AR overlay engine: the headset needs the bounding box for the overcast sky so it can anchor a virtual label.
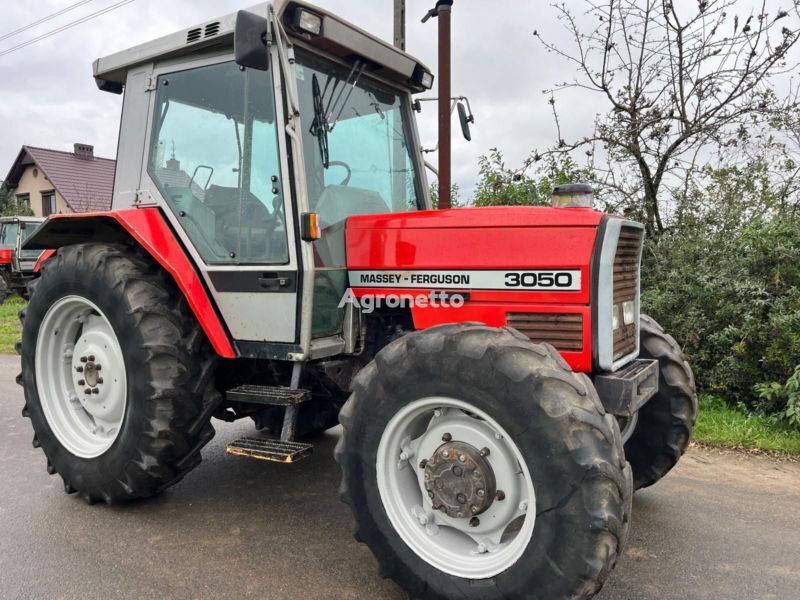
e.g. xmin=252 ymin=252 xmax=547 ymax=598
xmin=0 ymin=0 xmax=796 ymax=199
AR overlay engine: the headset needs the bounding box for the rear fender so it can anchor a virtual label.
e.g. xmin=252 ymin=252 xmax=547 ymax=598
xmin=24 ymin=209 xmax=236 ymax=358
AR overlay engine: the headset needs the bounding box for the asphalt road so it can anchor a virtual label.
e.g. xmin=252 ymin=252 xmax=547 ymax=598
xmin=1 ymin=353 xmax=799 ymax=600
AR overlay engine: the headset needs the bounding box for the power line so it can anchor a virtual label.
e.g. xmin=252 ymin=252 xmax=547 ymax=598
xmin=0 ymin=0 xmax=96 ymax=43
xmin=0 ymin=0 xmax=136 ymax=59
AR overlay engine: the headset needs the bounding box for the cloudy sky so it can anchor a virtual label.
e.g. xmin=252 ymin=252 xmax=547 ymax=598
xmin=0 ymin=0 xmax=795 ymax=199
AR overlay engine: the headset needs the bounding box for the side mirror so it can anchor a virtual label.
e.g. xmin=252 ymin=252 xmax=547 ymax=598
xmin=457 ymin=101 xmax=474 ymax=141
xmin=235 ymin=10 xmax=271 ymax=71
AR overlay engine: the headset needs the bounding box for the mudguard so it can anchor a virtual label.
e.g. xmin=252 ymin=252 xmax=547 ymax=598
xmin=24 ymin=208 xmax=236 ymax=358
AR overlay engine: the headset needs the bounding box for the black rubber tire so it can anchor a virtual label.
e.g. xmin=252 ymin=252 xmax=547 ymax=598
xmin=336 ymin=324 xmax=632 ymax=600
xmin=18 ymin=243 xmax=221 ymax=505
xmin=624 ymin=315 xmax=698 ymax=490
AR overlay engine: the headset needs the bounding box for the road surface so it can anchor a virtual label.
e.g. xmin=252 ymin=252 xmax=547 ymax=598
xmin=1 ymin=354 xmax=798 ymax=599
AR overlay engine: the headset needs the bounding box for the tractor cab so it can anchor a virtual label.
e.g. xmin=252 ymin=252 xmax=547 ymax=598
xmin=0 ymin=216 xmax=45 ymax=300
xmin=84 ymin=0 xmax=432 ymax=357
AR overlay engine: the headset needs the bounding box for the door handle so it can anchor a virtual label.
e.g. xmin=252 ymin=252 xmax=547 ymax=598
xmin=258 ymin=274 xmax=290 ymax=289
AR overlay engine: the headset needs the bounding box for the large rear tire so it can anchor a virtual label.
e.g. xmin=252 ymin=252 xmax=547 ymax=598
xmin=336 ymin=324 xmax=632 ymax=599
xmin=624 ymin=315 xmax=697 ymax=490
xmin=18 ymin=243 xmax=221 ymax=504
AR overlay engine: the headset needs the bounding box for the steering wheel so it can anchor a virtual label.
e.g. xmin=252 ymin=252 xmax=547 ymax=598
xmin=327 ymin=161 xmax=352 ymax=186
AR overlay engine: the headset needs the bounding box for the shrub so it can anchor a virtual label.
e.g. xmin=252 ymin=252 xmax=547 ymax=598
xmin=642 ymin=216 xmax=800 ymax=409
xmin=755 ymin=366 xmax=800 ymax=429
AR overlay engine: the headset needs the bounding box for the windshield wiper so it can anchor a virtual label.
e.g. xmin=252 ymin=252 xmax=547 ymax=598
xmin=309 ymin=60 xmax=366 ymax=168
xmin=309 ymin=74 xmax=330 ymax=168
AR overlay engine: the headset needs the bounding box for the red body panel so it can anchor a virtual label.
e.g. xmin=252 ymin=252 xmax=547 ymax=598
xmin=40 ymin=210 xmax=236 ymax=358
xmin=33 ymin=249 xmax=55 ymax=272
xmin=346 ymin=206 xmax=605 ymax=372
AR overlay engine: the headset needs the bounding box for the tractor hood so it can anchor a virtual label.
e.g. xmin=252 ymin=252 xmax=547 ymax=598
xmin=347 ymin=206 xmax=606 ymax=230
xmin=346 ymin=206 xmax=611 ymax=307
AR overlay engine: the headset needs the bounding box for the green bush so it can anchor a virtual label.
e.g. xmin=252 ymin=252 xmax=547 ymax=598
xmin=642 ymin=216 xmax=800 ymax=410
xmin=756 ymin=366 xmax=800 ymax=429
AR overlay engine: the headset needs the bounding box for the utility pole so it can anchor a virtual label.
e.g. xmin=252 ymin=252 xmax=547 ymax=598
xmin=422 ymin=0 xmax=454 ymax=210
xmin=393 ymin=0 xmax=405 ymax=50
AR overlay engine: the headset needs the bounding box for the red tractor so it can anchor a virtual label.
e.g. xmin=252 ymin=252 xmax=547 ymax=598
xmin=19 ymin=2 xmax=696 ymax=598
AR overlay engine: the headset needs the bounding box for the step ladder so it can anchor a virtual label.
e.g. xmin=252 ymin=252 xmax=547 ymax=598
xmin=225 ymin=364 xmax=314 ymax=464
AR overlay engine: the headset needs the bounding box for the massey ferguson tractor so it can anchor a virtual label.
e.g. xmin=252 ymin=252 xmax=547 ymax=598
xmin=18 ymin=2 xmax=697 ymax=598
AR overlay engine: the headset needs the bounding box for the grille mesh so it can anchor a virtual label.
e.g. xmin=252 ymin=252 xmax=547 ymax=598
xmin=506 ymin=313 xmax=583 ymax=352
xmin=613 ymin=227 xmax=643 ymax=359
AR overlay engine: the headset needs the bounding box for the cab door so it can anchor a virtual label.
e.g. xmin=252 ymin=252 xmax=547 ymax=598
xmin=140 ymin=55 xmax=300 ymax=346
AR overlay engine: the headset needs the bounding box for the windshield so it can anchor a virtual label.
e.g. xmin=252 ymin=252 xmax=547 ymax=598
xmin=296 ymin=50 xmax=422 ymax=231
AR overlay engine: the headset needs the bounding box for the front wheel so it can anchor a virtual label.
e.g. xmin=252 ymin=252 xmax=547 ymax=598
xmin=336 ymin=324 xmax=632 ymax=599
xmin=19 ymin=243 xmax=221 ymax=504
xmin=624 ymin=315 xmax=698 ymax=490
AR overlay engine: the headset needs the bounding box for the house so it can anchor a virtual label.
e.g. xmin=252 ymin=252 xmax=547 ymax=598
xmin=3 ymin=144 xmax=116 ymax=217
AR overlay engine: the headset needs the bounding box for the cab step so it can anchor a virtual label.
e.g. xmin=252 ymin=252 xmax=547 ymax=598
xmin=225 ymin=384 xmax=311 ymax=406
xmin=226 ymin=437 xmax=313 ymax=464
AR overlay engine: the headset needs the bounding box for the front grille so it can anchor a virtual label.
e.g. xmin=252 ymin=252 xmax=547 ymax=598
xmin=507 ymin=313 xmax=583 ymax=352
xmin=613 ymin=227 xmax=643 ymax=359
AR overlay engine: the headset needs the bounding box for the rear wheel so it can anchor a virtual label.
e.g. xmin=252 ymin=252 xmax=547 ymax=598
xmin=19 ymin=243 xmax=221 ymax=504
xmin=623 ymin=315 xmax=697 ymax=490
xmin=336 ymin=324 xmax=632 ymax=599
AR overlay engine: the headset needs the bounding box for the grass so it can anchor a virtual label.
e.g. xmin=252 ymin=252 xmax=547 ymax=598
xmin=694 ymin=395 xmax=800 ymax=455
xmin=0 ymin=295 xmax=23 ymax=354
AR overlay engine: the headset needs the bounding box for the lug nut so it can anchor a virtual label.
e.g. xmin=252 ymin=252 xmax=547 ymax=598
xmin=95 ymin=364 xmax=101 ymax=371
xmin=88 ymin=355 xmax=95 ymax=362
xmin=75 ymin=366 xmax=83 ymax=373
xmin=456 ymin=493 xmax=467 ymax=504
xmin=80 ymin=356 xmax=88 ymax=363
xmin=97 ymin=378 xmax=103 ymax=384
xmin=84 ymin=388 xmax=91 ymax=395
xmin=419 ymin=459 xmax=428 ymax=469
xmin=477 ymin=489 xmax=485 ymax=497
xmin=470 ymin=505 xmax=479 ymax=514
xmin=469 ymin=517 xmax=480 ymax=527
xmin=458 ymin=454 xmax=466 ymax=463
xmin=496 ymin=490 xmax=506 ymax=501
xmin=92 ymin=389 xmax=99 ymax=395
xmin=442 ymin=433 xmax=452 ymax=442
xmin=480 ymin=447 xmax=490 ymax=457
xmin=77 ymin=379 xmax=85 ymax=386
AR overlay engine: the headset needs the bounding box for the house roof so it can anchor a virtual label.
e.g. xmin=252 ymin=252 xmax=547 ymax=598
xmin=4 ymin=145 xmax=116 ymax=213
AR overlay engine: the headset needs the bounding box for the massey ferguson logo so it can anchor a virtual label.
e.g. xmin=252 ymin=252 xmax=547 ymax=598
xmin=348 ymin=270 xmax=581 ymax=291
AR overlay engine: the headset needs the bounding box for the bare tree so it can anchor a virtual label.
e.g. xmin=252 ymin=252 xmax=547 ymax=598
xmin=531 ymin=0 xmax=800 ymax=235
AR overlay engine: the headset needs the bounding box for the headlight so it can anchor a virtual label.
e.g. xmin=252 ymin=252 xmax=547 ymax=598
xmin=612 ymin=304 xmax=621 ymax=331
xmin=622 ymin=300 xmax=635 ymax=325
xmin=292 ymin=8 xmax=323 ymax=35
xmin=412 ymin=65 xmax=435 ymax=90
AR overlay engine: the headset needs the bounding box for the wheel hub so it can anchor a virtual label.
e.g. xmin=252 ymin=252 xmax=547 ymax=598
xmin=424 ymin=441 xmax=496 ymax=518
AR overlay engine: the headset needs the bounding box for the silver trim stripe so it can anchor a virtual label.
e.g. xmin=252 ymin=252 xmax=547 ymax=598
xmin=348 ymin=270 xmax=581 ymax=291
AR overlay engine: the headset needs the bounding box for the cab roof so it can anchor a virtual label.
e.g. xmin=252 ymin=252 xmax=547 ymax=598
xmin=93 ymin=0 xmax=431 ymax=94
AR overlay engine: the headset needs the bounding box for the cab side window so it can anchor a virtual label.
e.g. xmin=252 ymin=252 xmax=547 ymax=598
xmin=147 ymin=61 xmax=288 ymax=265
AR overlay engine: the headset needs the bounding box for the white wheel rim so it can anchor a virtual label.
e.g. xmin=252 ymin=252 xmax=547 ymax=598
xmin=35 ymin=295 xmax=127 ymax=458
xmin=376 ymin=397 xmax=536 ymax=579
